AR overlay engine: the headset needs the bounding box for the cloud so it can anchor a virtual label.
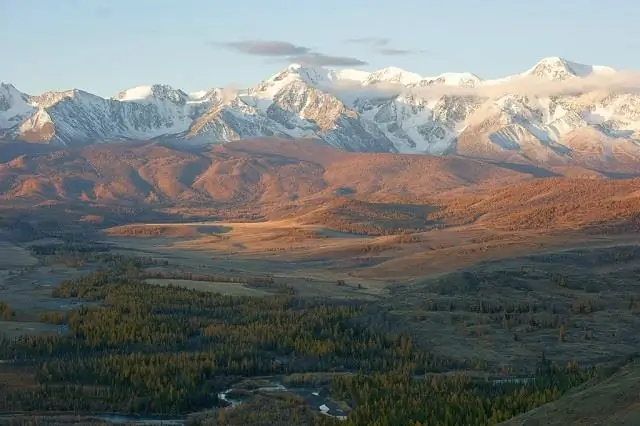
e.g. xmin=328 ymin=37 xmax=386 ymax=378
xmin=287 ymin=53 xmax=368 ymax=67
xmin=211 ymin=39 xmax=367 ymax=67
xmin=376 ymin=48 xmax=426 ymax=56
xmin=215 ymin=40 xmax=311 ymax=57
xmin=346 ymin=37 xmax=390 ymax=47
xmin=405 ymin=71 xmax=640 ymax=99
xmin=319 ymin=71 xmax=640 ymax=106
xmin=346 ymin=37 xmax=425 ymax=56
xmin=220 ymin=84 xmax=239 ymax=104
xmin=324 ymin=80 xmax=405 ymax=100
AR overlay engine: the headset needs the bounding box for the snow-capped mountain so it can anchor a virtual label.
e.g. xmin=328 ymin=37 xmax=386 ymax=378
xmin=0 ymin=83 xmax=34 ymax=129
xmin=2 ymin=56 xmax=640 ymax=168
xmin=521 ymin=56 xmax=615 ymax=81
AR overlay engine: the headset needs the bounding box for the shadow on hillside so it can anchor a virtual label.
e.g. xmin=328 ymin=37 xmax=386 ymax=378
xmin=489 ymin=161 xmax=562 ymax=178
xmin=601 ymin=171 xmax=640 ymax=180
xmin=0 ymin=141 xmax=61 ymax=163
xmin=196 ymin=225 xmax=232 ymax=234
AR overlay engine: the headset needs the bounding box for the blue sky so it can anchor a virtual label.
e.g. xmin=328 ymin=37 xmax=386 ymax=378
xmin=2 ymin=0 xmax=638 ymax=96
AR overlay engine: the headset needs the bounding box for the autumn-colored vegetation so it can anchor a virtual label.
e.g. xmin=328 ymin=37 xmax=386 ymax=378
xmin=431 ymin=177 xmax=640 ymax=232
xmin=0 ymin=253 xmax=605 ymax=425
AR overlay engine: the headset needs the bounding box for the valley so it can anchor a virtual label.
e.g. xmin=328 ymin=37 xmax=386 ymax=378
xmin=104 ymin=218 xmax=640 ymax=288
xmin=5 ymin=1 xmax=640 ymax=423
xmin=0 ymin=139 xmax=639 ymax=424
xmin=98 ymin=216 xmax=640 ymax=373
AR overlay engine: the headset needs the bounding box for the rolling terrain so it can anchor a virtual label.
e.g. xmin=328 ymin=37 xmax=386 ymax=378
xmin=1 ymin=137 xmax=640 ymax=423
xmin=4 ymin=2 xmax=640 ymax=421
xmin=2 ymin=139 xmax=640 ymax=286
xmin=0 ymin=138 xmax=534 ymax=207
xmin=0 ymin=137 xmax=636 ymax=213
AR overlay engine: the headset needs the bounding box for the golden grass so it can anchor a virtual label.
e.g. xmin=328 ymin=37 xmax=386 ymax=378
xmin=146 ymin=278 xmax=270 ymax=297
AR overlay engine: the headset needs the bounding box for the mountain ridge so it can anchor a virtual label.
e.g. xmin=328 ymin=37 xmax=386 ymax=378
xmin=2 ymin=56 xmax=640 ymax=170
xmin=0 ymin=138 xmax=547 ymax=208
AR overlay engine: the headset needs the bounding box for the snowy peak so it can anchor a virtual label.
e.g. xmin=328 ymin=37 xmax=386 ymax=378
xmin=249 ymin=64 xmax=334 ymax=106
xmin=266 ymin=64 xmax=332 ymax=87
xmin=365 ymin=67 xmax=422 ymax=85
xmin=0 ymin=83 xmax=28 ymax=111
xmin=113 ymin=84 xmax=190 ymax=105
xmin=265 ymin=64 xmax=376 ymax=87
xmin=189 ymin=90 xmax=209 ymax=101
xmin=0 ymin=83 xmax=34 ymax=128
xmin=412 ymin=72 xmax=483 ymax=88
xmin=436 ymin=72 xmax=482 ymax=86
xmin=261 ymin=64 xmax=477 ymax=90
xmin=30 ymin=89 xmax=101 ymax=108
xmin=0 ymin=83 xmax=28 ymax=104
xmin=523 ymin=56 xmax=616 ymax=80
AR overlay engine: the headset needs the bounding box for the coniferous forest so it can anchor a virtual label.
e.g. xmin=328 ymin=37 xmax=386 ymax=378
xmin=0 ymin=250 xmax=605 ymax=425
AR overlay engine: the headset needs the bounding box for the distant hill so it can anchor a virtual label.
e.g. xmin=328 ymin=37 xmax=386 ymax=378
xmin=432 ymin=177 xmax=640 ymax=232
xmin=3 ymin=138 xmax=640 ymax=235
xmin=0 ymin=138 xmax=535 ymax=208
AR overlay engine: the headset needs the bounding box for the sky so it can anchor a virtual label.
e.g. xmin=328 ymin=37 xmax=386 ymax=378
xmin=2 ymin=0 xmax=639 ymax=97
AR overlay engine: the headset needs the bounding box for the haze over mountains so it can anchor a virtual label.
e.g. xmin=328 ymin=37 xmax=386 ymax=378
xmin=2 ymin=56 xmax=640 ymax=171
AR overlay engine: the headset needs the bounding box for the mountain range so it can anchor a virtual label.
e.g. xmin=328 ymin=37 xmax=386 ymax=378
xmin=2 ymin=56 xmax=640 ymax=170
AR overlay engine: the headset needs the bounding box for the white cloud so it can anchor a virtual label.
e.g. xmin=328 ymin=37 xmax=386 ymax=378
xmin=325 ymin=71 xmax=640 ymax=100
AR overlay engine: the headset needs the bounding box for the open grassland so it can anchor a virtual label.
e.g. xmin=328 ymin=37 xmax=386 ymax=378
xmin=105 ymin=218 xmax=640 ymax=285
xmin=0 ymin=265 xmax=94 ymax=317
xmin=106 ymin=220 xmax=388 ymax=298
xmin=146 ymin=278 xmax=271 ymax=297
xmin=0 ymin=242 xmax=38 ymax=269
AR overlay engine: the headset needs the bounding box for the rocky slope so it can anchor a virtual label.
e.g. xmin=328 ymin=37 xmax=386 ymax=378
xmin=2 ymin=57 xmax=640 ymax=169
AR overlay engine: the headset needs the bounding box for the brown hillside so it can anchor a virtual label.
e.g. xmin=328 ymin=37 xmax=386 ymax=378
xmin=3 ymin=138 xmax=640 ymax=236
xmin=293 ymin=198 xmax=439 ymax=235
xmin=0 ymin=139 xmax=539 ymax=208
xmin=432 ymin=177 xmax=640 ymax=232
